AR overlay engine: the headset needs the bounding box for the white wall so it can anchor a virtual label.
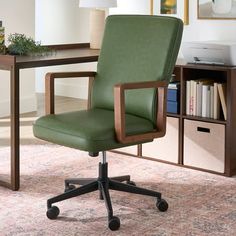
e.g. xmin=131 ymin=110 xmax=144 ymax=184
xmin=36 ymin=0 xmax=80 ymax=45
xmin=110 ymin=0 xmax=150 ymax=15
xmin=0 ymin=0 xmax=36 ymax=117
xmin=35 ymin=0 xmax=96 ymax=99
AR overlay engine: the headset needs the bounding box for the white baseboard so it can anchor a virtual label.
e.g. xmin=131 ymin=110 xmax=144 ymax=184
xmin=0 ymin=95 xmax=36 ymax=118
xmin=55 ymin=82 xmax=88 ymax=99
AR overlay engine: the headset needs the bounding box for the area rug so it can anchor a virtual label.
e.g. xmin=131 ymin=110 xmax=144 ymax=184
xmin=0 ymin=142 xmax=236 ymax=236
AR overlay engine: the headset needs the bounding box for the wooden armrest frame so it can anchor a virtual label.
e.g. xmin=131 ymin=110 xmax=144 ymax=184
xmin=45 ymin=71 xmax=96 ymax=114
xmin=114 ymin=81 xmax=168 ymax=144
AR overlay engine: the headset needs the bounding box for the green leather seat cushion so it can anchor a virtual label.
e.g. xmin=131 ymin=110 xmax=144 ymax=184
xmin=33 ymin=108 xmax=154 ymax=153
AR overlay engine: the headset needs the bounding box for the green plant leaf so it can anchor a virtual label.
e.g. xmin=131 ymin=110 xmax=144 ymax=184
xmin=7 ymin=33 xmax=50 ymax=56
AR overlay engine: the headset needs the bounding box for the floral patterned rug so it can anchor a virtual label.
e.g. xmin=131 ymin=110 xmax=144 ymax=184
xmin=0 ymin=142 xmax=236 ymax=236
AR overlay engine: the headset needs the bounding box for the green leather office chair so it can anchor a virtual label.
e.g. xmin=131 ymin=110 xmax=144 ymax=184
xmin=33 ymin=15 xmax=183 ymax=231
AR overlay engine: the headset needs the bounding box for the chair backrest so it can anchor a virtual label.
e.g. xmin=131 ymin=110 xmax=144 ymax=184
xmin=91 ymin=15 xmax=183 ymax=124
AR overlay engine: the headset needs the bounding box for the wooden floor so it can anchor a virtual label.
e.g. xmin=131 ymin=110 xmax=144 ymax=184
xmin=0 ymin=94 xmax=87 ymax=147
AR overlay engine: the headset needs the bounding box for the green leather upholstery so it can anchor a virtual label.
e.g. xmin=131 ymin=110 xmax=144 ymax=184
xmin=33 ymin=109 xmax=154 ymax=153
xmin=33 ymin=15 xmax=183 ymax=153
xmin=92 ymin=15 xmax=183 ymax=124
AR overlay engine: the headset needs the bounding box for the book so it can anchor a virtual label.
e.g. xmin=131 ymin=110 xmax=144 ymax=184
xmin=168 ymin=81 xmax=180 ymax=90
xmin=190 ymin=80 xmax=197 ymax=116
xmin=196 ymin=79 xmax=214 ymax=118
xmin=186 ymin=80 xmax=191 ymax=115
xmin=196 ymin=82 xmax=202 ymax=116
xmin=167 ymin=89 xmax=179 ymax=102
xmin=186 ymin=79 xmax=219 ymax=119
xmin=202 ymin=85 xmax=209 ymax=118
xmin=206 ymin=87 xmax=211 ymax=118
xmin=218 ymin=83 xmax=227 ymax=120
xmin=167 ymin=101 xmax=179 ymax=114
xmin=213 ymin=82 xmax=220 ymax=120
xmin=190 ymin=80 xmax=193 ymax=115
xmin=210 ymin=85 xmax=214 ymax=119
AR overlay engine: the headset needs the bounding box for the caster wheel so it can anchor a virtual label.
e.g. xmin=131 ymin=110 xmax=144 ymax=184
xmin=108 ymin=216 xmax=120 ymax=231
xmin=156 ymin=199 xmax=168 ymax=212
xmin=64 ymin=184 xmax=76 ymax=192
xmin=46 ymin=206 xmax=60 ymax=219
xmin=126 ymin=180 xmax=136 ymax=186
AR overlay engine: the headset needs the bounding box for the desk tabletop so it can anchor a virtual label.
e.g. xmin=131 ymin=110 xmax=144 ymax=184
xmin=0 ymin=44 xmax=99 ymax=70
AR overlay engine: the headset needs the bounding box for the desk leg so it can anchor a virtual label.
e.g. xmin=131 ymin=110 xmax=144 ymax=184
xmin=10 ymin=66 xmax=20 ymax=190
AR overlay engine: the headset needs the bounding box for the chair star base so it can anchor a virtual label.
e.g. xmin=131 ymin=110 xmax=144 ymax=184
xmin=46 ymin=153 xmax=168 ymax=231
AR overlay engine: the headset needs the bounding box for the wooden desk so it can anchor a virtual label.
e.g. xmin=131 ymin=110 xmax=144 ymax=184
xmin=0 ymin=43 xmax=99 ymax=190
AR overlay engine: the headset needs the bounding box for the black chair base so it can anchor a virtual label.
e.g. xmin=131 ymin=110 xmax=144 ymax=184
xmin=65 ymin=173 xmax=134 ymax=198
xmin=46 ymin=162 xmax=168 ymax=231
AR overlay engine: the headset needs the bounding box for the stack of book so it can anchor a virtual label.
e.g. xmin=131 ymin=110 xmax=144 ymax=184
xmin=186 ymin=79 xmax=227 ymax=120
xmin=167 ymin=82 xmax=180 ymax=114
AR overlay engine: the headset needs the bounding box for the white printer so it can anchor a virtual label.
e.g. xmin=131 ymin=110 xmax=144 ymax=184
xmin=181 ymin=41 xmax=236 ymax=66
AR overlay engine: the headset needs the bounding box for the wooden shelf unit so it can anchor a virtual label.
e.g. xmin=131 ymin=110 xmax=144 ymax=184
xmin=113 ymin=63 xmax=236 ymax=177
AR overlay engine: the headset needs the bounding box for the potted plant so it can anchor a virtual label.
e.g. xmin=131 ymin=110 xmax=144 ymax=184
xmin=7 ymin=33 xmax=50 ymax=56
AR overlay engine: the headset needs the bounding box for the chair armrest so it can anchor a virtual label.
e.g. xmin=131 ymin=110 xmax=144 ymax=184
xmin=45 ymin=71 xmax=96 ymax=114
xmin=114 ymin=81 xmax=168 ymax=144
